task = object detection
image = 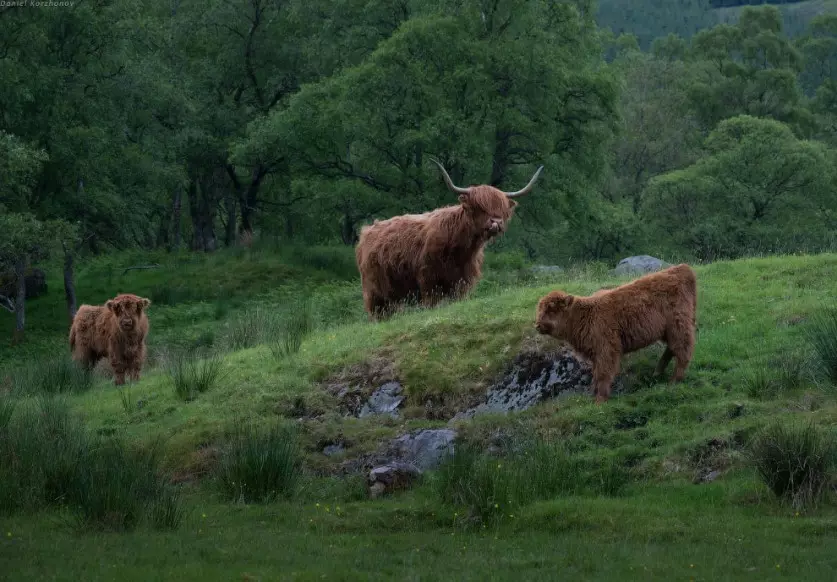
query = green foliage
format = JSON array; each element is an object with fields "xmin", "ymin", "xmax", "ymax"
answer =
[
  {"xmin": 643, "ymin": 115, "xmax": 836, "ymax": 260},
  {"xmin": 750, "ymin": 422, "xmax": 836, "ymax": 509},
  {"xmin": 217, "ymin": 423, "xmax": 303, "ymax": 503}
]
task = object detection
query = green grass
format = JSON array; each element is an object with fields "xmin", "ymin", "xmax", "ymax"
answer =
[{"xmin": 5, "ymin": 248, "xmax": 837, "ymax": 578}]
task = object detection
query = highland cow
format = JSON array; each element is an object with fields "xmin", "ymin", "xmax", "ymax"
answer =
[
  {"xmin": 355, "ymin": 159, "xmax": 544, "ymax": 319},
  {"xmin": 534, "ymin": 264, "xmax": 697, "ymax": 403},
  {"xmin": 69, "ymin": 293, "xmax": 151, "ymax": 385}
]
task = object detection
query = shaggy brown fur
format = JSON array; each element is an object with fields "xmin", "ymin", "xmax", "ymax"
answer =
[
  {"xmin": 69, "ymin": 293, "xmax": 151, "ymax": 385},
  {"xmin": 356, "ymin": 161, "xmax": 543, "ymax": 319},
  {"xmin": 534, "ymin": 264, "xmax": 697, "ymax": 403}
]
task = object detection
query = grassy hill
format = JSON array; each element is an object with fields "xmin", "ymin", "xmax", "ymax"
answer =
[{"xmin": 3, "ymin": 248, "xmax": 837, "ymax": 580}]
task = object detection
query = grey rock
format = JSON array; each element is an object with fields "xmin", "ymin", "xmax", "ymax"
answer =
[
  {"xmin": 388, "ymin": 429, "xmax": 457, "ymax": 471},
  {"xmin": 322, "ymin": 443, "xmax": 345, "ymax": 457},
  {"xmin": 613, "ymin": 255, "xmax": 670, "ymax": 277},
  {"xmin": 454, "ymin": 348, "xmax": 598, "ymax": 420},
  {"xmin": 693, "ymin": 469, "xmax": 721, "ymax": 484},
  {"xmin": 358, "ymin": 381, "xmax": 404, "ymax": 418},
  {"xmin": 368, "ymin": 462, "xmax": 422, "ymax": 497}
]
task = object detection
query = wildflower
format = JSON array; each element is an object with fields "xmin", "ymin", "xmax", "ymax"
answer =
[
  {"xmin": 5, "ymin": 532, "xmax": 10, "ymax": 538},
  {"xmin": 494, "ymin": 504, "xmax": 499, "ymax": 509},
  {"xmin": 316, "ymin": 503, "xmax": 320, "ymax": 508},
  {"xmin": 202, "ymin": 513, "xmax": 207, "ymax": 519},
  {"xmin": 497, "ymin": 463, "xmax": 502, "ymax": 469},
  {"xmin": 795, "ymin": 512, "xmax": 800, "ymax": 517},
  {"xmin": 198, "ymin": 529, "xmax": 203, "ymax": 534},
  {"xmin": 690, "ymin": 564, "xmax": 694, "ymax": 568},
  {"xmin": 776, "ymin": 565, "xmax": 781, "ymax": 569}
]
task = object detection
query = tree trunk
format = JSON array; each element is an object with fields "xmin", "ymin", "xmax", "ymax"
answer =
[
  {"xmin": 238, "ymin": 164, "xmax": 267, "ymax": 236},
  {"xmin": 340, "ymin": 210, "xmax": 358, "ymax": 246},
  {"xmin": 63, "ymin": 243, "xmax": 77, "ymax": 324},
  {"xmin": 172, "ymin": 186, "xmax": 182, "ymax": 251},
  {"xmin": 224, "ymin": 193, "xmax": 237, "ymax": 247},
  {"xmin": 13, "ymin": 257, "xmax": 25, "ymax": 343}
]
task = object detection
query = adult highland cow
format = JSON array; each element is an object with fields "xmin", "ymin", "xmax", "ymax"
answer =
[
  {"xmin": 69, "ymin": 293, "xmax": 151, "ymax": 385},
  {"xmin": 534, "ymin": 264, "xmax": 697, "ymax": 404},
  {"xmin": 356, "ymin": 159, "xmax": 544, "ymax": 319}
]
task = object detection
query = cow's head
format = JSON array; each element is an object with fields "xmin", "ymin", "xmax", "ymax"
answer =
[
  {"xmin": 431, "ymin": 159, "xmax": 543, "ymax": 240},
  {"xmin": 534, "ymin": 290, "xmax": 574, "ymax": 339},
  {"xmin": 106, "ymin": 293, "xmax": 151, "ymax": 333}
]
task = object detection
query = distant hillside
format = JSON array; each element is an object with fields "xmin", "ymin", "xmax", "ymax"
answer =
[
  {"xmin": 597, "ymin": 0, "xmax": 837, "ymax": 46},
  {"xmin": 713, "ymin": 0, "xmax": 837, "ymax": 36}
]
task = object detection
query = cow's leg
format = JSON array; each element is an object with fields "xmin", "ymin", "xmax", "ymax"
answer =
[
  {"xmin": 655, "ymin": 347, "xmax": 674, "ymax": 377},
  {"xmin": 592, "ymin": 349, "xmax": 621, "ymax": 404},
  {"xmin": 667, "ymin": 321, "xmax": 695, "ymax": 383},
  {"xmin": 110, "ymin": 357, "xmax": 127, "ymax": 386}
]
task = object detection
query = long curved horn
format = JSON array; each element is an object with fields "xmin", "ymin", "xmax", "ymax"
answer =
[
  {"xmin": 429, "ymin": 157, "xmax": 470, "ymax": 195},
  {"xmin": 503, "ymin": 165, "xmax": 544, "ymax": 198}
]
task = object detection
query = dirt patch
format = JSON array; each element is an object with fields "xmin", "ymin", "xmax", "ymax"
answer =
[{"xmin": 170, "ymin": 444, "xmax": 221, "ymax": 485}]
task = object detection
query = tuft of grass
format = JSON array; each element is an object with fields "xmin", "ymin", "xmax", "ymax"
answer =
[
  {"xmin": 12, "ymin": 356, "xmax": 93, "ymax": 396},
  {"xmin": 166, "ymin": 349, "xmax": 225, "ymax": 402},
  {"xmin": 269, "ymin": 301, "xmax": 314, "ymax": 359},
  {"xmin": 750, "ymin": 422, "xmax": 836, "ymax": 510},
  {"xmin": 0, "ymin": 397, "xmax": 183, "ymax": 530},
  {"xmin": 147, "ymin": 485, "xmax": 186, "ymax": 531},
  {"xmin": 0, "ymin": 394, "xmax": 15, "ymax": 431},
  {"xmin": 216, "ymin": 423, "xmax": 303, "ymax": 503},
  {"xmin": 223, "ymin": 307, "xmax": 280, "ymax": 351},
  {"xmin": 434, "ymin": 437, "xmax": 625, "ymax": 524},
  {"xmin": 807, "ymin": 308, "xmax": 837, "ymax": 385}
]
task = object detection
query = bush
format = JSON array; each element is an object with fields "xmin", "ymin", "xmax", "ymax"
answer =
[
  {"xmin": 166, "ymin": 349, "xmax": 225, "ymax": 401},
  {"xmin": 807, "ymin": 309, "xmax": 837, "ymax": 385},
  {"xmin": 217, "ymin": 422, "xmax": 303, "ymax": 503},
  {"xmin": 750, "ymin": 422, "xmax": 835, "ymax": 510},
  {"xmin": 12, "ymin": 356, "xmax": 93, "ymax": 395}
]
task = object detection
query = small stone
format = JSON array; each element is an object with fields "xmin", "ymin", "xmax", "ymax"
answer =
[{"xmin": 367, "ymin": 462, "xmax": 422, "ymax": 497}]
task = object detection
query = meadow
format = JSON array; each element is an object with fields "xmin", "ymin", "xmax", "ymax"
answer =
[{"xmin": 3, "ymin": 245, "xmax": 837, "ymax": 581}]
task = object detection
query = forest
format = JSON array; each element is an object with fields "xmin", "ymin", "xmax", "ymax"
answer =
[{"xmin": 3, "ymin": 0, "xmax": 837, "ymax": 334}]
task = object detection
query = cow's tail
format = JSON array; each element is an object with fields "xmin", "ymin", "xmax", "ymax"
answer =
[{"xmin": 69, "ymin": 325, "xmax": 76, "ymax": 352}]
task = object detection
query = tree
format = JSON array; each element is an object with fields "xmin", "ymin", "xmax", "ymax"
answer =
[
  {"xmin": 233, "ymin": 0, "xmax": 619, "ymax": 250},
  {"xmin": 643, "ymin": 115, "xmax": 836, "ymax": 260}
]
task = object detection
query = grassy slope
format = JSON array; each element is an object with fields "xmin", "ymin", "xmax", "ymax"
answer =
[{"xmin": 4, "ymin": 249, "xmax": 837, "ymax": 580}]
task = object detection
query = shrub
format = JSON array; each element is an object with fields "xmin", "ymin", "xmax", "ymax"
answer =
[
  {"xmin": 807, "ymin": 309, "xmax": 837, "ymax": 385},
  {"xmin": 217, "ymin": 422, "xmax": 303, "ymax": 503},
  {"xmin": 166, "ymin": 349, "xmax": 225, "ymax": 401},
  {"xmin": 750, "ymin": 422, "xmax": 835, "ymax": 510},
  {"xmin": 12, "ymin": 356, "xmax": 93, "ymax": 395}
]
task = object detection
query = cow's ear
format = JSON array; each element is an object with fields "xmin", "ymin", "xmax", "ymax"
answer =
[
  {"xmin": 105, "ymin": 300, "xmax": 115, "ymax": 312},
  {"xmin": 458, "ymin": 193, "xmax": 470, "ymax": 206},
  {"xmin": 509, "ymin": 199, "xmax": 518, "ymax": 208},
  {"xmin": 564, "ymin": 295, "xmax": 574, "ymax": 308},
  {"xmin": 139, "ymin": 298, "xmax": 151, "ymax": 310}
]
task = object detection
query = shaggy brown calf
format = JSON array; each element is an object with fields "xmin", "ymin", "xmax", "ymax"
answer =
[
  {"xmin": 534, "ymin": 264, "xmax": 697, "ymax": 403},
  {"xmin": 356, "ymin": 159, "xmax": 543, "ymax": 319},
  {"xmin": 69, "ymin": 293, "xmax": 151, "ymax": 385}
]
